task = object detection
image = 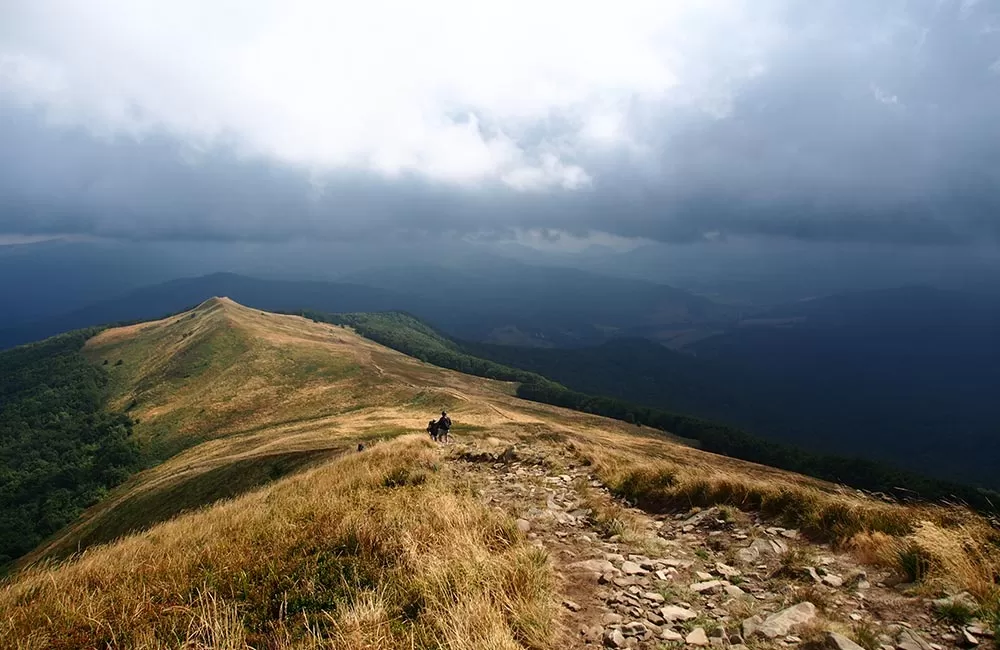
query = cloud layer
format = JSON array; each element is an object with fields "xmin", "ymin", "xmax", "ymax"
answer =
[{"xmin": 2, "ymin": 0, "xmax": 999, "ymax": 244}]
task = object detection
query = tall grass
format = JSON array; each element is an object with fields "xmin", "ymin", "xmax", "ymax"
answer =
[
  {"xmin": 1, "ymin": 436, "xmax": 557, "ymax": 649},
  {"xmin": 581, "ymin": 443, "xmax": 1000, "ymax": 610}
]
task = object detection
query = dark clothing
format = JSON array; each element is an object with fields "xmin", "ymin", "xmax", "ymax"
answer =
[
  {"xmin": 427, "ymin": 420, "xmax": 439, "ymax": 441},
  {"xmin": 438, "ymin": 415, "xmax": 452, "ymax": 432}
]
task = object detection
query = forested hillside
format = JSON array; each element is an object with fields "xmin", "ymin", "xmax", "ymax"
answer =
[{"xmin": 0, "ymin": 331, "xmax": 138, "ymax": 567}]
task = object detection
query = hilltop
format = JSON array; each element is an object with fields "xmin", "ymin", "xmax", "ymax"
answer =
[{"xmin": 2, "ymin": 298, "xmax": 998, "ymax": 649}]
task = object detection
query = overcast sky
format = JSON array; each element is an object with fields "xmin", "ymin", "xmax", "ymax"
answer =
[{"xmin": 1, "ymin": 0, "xmax": 999, "ymax": 245}]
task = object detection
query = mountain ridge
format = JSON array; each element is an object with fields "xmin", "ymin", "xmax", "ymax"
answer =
[{"xmin": 3, "ymin": 298, "xmax": 999, "ymax": 649}]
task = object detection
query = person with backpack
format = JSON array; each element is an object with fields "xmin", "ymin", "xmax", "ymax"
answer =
[
  {"xmin": 427, "ymin": 419, "xmax": 439, "ymax": 442},
  {"xmin": 437, "ymin": 411, "xmax": 452, "ymax": 443}
]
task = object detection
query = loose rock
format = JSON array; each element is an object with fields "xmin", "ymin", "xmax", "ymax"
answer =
[
  {"xmin": 603, "ymin": 628, "xmax": 627, "ymax": 648},
  {"xmin": 827, "ymin": 632, "xmax": 867, "ymax": 650},
  {"xmin": 572, "ymin": 559, "xmax": 617, "ymax": 574},
  {"xmin": 621, "ymin": 561, "xmax": 646, "ymax": 575},
  {"xmin": 690, "ymin": 580, "xmax": 725, "ymax": 594},
  {"xmin": 686, "ymin": 627, "xmax": 710, "ymax": 646},
  {"xmin": 897, "ymin": 628, "xmax": 933, "ymax": 650},
  {"xmin": 661, "ymin": 605, "xmax": 698, "ymax": 622},
  {"xmin": 751, "ymin": 601, "xmax": 817, "ymax": 639}
]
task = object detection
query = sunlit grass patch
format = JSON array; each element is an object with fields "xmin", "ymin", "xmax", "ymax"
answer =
[{"xmin": 0, "ymin": 436, "xmax": 558, "ymax": 650}]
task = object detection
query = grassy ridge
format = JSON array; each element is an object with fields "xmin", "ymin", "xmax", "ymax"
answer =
[
  {"xmin": 1, "ymin": 436, "xmax": 557, "ymax": 650},
  {"xmin": 0, "ymin": 329, "xmax": 139, "ymax": 567},
  {"xmin": 306, "ymin": 310, "xmax": 998, "ymax": 512}
]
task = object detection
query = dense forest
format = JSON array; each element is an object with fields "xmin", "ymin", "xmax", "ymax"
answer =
[
  {"xmin": 0, "ymin": 330, "xmax": 139, "ymax": 567},
  {"xmin": 306, "ymin": 310, "xmax": 999, "ymax": 513}
]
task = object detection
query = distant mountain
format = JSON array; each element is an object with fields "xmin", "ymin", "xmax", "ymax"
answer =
[
  {"xmin": 0, "ymin": 273, "xmax": 431, "ymax": 350},
  {"xmin": 0, "ymin": 266, "xmax": 736, "ymax": 350},
  {"xmin": 463, "ymin": 286, "xmax": 1000, "ymax": 490},
  {"xmin": 0, "ymin": 239, "xmax": 182, "ymax": 328},
  {"xmin": 492, "ymin": 240, "xmax": 1000, "ymax": 306},
  {"xmin": 341, "ymin": 262, "xmax": 736, "ymax": 346}
]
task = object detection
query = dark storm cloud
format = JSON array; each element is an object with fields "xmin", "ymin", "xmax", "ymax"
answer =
[{"xmin": 1, "ymin": 0, "xmax": 999, "ymax": 245}]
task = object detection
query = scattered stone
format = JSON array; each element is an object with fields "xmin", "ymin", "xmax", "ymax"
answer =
[
  {"xmin": 715, "ymin": 562, "xmax": 740, "ymax": 578},
  {"xmin": 897, "ymin": 628, "xmax": 933, "ymax": 650},
  {"xmin": 826, "ymin": 632, "xmax": 867, "ymax": 650},
  {"xmin": 735, "ymin": 547, "xmax": 760, "ymax": 564},
  {"xmin": 572, "ymin": 559, "xmax": 617, "ymax": 574},
  {"xmin": 621, "ymin": 561, "xmax": 647, "ymax": 575},
  {"xmin": 515, "ymin": 518, "xmax": 531, "ymax": 533},
  {"xmin": 781, "ymin": 529, "xmax": 800, "ymax": 539},
  {"xmin": 962, "ymin": 630, "xmax": 979, "ymax": 647},
  {"xmin": 686, "ymin": 627, "xmax": 710, "ymax": 646},
  {"xmin": 697, "ymin": 571, "xmax": 715, "ymax": 581},
  {"xmin": 724, "ymin": 584, "xmax": 747, "ymax": 597},
  {"xmin": 642, "ymin": 591, "xmax": 665, "ymax": 604},
  {"xmin": 603, "ymin": 628, "xmax": 627, "ymax": 648},
  {"xmin": 742, "ymin": 615, "xmax": 764, "ymax": 639},
  {"xmin": 690, "ymin": 580, "xmax": 725, "ymax": 594},
  {"xmin": 661, "ymin": 605, "xmax": 698, "ymax": 622},
  {"xmin": 823, "ymin": 574, "xmax": 845, "ymax": 588},
  {"xmin": 850, "ymin": 613, "xmax": 863, "ymax": 622},
  {"xmin": 751, "ymin": 602, "xmax": 817, "ymax": 639},
  {"xmin": 562, "ymin": 599, "xmax": 581, "ymax": 612},
  {"xmin": 808, "ymin": 567, "xmax": 823, "ymax": 583},
  {"xmin": 602, "ymin": 613, "xmax": 624, "ymax": 626},
  {"xmin": 582, "ymin": 625, "xmax": 603, "ymax": 642},
  {"xmin": 661, "ymin": 629, "xmax": 684, "ymax": 642},
  {"xmin": 966, "ymin": 625, "xmax": 991, "ymax": 638},
  {"xmin": 622, "ymin": 621, "xmax": 647, "ymax": 637}
]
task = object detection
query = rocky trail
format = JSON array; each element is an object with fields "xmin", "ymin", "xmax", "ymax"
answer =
[{"xmin": 447, "ymin": 439, "xmax": 996, "ymax": 650}]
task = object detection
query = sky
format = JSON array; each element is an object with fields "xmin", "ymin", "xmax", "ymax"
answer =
[{"xmin": 1, "ymin": 0, "xmax": 999, "ymax": 246}]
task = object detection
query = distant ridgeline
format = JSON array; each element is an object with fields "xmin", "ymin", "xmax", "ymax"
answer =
[
  {"xmin": 304, "ymin": 310, "xmax": 1000, "ymax": 514},
  {"xmin": 0, "ymin": 330, "xmax": 140, "ymax": 568}
]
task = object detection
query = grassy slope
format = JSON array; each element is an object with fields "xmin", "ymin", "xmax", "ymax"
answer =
[
  {"xmin": 3, "ymin": 298, "xmax": 998, "ymax": 647},
  {"xmin": 3, "ymin": 436, "xmax": 557, "ymax": 650}
]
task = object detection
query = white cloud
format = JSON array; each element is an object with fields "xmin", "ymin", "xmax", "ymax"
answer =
[{"xmin": 0, "ymin": 0, "xmax": 707, "ymax": 188}]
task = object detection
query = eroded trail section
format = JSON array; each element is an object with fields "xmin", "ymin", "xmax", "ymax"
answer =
[{"xmin": 449, "ymin": 439, "xmax": 989, "ymax": 650}]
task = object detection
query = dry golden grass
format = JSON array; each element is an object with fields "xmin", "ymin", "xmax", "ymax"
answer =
[
  {"xmin": 570, "ymin": 436, "xmax": 1000, "ymax": 612},
  {"xmin": 0, "ymin": 436, "xmax": 558, "ymax": 649}
]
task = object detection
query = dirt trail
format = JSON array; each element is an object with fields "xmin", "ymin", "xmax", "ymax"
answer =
[{"xmin": 446, "ymin": 438, "xmax": 989, "ymax": 650}]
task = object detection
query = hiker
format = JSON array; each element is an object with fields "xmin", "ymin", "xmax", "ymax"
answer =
[
  {"xmin": 427, "ymin": 419, "xmax": 439, "ymax": 442},
  {"xmin": 437, "ymin": 411, "xmax": 452, "ymax": 443}
]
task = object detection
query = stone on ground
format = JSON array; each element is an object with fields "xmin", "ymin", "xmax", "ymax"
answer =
[
  {"xmin": 686, "ymin": 627, "xmax": 710, "ymax": 646},
  {"xmin": 750, "ymin": 601, "xmax": 817, "ymax": 638},
  {"xmin": 827, "ymin": 632, "xmax": 867, "ymax": 650}
]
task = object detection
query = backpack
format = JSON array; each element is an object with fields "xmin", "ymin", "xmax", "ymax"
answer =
[{"xmin": 439, "ymin": 415, "xmax": 452, "ymax": 431}]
